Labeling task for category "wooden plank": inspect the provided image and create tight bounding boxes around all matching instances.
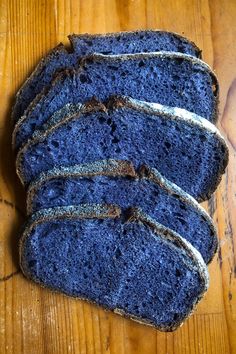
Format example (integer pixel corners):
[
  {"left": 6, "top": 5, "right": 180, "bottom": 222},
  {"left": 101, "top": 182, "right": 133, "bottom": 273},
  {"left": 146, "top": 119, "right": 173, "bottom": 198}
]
[
  {"left": 209, "top": 0, "right": 236, "bottom": 352},
  {"left": 0, "top": 0, "right": 235, "bottom": 353}
]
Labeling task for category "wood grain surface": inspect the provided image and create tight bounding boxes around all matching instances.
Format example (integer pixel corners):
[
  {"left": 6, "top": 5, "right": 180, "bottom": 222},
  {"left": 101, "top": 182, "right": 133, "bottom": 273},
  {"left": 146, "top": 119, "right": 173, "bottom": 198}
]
[{"left": 0, "top": 0, "right": 235, "bottom": 353}]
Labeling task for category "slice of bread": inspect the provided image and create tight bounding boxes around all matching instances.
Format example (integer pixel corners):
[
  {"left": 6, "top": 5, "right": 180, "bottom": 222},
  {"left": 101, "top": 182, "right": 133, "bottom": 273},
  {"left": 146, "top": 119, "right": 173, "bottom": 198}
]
[
  {"left": 19, "top": 204, "right": 208, "bottom": 331},
  {"left": 12, "top": 30, "right": 201, "bottom": 124},
  {"left": 16, "top": 96, "right": 228, "bottom": 201},
  {"left": 13, "top": 51, "right": 218, "bottom": 150},
  {"left": 69, "top": 30, "right": 201, "bottom": 58},
  {"left": 26, "top": 159, "right": 218, "bottom": 264}
]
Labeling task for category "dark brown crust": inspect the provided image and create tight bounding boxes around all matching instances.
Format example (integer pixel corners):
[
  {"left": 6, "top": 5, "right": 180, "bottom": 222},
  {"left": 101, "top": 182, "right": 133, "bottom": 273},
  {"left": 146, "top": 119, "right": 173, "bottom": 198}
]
[
  {"left": 82, "top": 97, "right": 108, "bottom": 114},
  {"left": 19, "top": 204, "right": 208, "bottom": 332},
  {"left": 68, "top": 29, "right": 202, "bottom": 58},
  {"left": 21, "top": 204, "right": 121, "bottom": 228}
]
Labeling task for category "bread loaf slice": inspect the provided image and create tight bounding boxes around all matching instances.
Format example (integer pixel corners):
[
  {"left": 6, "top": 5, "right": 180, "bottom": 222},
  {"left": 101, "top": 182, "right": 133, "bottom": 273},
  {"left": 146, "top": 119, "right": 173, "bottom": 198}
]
[
  {"left": 16, "top": 96, "right": 228, "bottom": 201},
  {"left": 26, "top": 159, "right": 218, "bottom": 264},
  {"left": 12, "top": 30, "right": 201, "bottom": 123},
  {"left": 69, "top": 30, "right": 201, "bottom": 58},
  {"left": 13, "top": 51, "right": 218, "bottom": 150},
  {"left": 19, "top": 204, "right": 208, "bottom": 331}
]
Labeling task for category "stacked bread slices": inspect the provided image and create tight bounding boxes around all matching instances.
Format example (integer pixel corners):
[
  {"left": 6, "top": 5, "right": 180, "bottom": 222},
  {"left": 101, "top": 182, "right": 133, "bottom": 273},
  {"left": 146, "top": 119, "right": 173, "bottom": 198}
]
[{"left": 12, "top": 30, "right": 228, "bottom": 331}]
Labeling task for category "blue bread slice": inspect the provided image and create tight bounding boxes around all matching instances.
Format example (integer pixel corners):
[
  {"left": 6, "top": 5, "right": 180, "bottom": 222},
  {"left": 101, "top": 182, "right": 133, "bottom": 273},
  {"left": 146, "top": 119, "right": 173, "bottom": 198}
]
[
  {"left": 19, "top": 204, "right": 209, "bottom": 331},
  {"left": 12, "top": 51, "right": 218, "bottom": 150},
  {"left": 26, "top": 159, "right": 218, "bottom": 264},
  {"left": 69, "top": 30, "right": 201, "bottom": 57},
  {"left": 12, "top": 30, "right": 201, "bottom": 124},
  {"left": 16, "top": 96, "right": 228, "bottom": 201}
]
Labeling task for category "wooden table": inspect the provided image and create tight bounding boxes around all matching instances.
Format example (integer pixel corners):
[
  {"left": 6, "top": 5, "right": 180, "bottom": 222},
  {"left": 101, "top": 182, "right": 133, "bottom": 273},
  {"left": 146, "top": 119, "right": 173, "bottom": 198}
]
[{"left": 0, "top": 1, "right": 235, "bottom": 353}]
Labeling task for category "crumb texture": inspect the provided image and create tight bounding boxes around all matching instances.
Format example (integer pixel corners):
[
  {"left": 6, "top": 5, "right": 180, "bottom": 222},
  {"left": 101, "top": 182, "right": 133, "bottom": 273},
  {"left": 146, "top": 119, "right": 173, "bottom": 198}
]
[
  {"left": 29, "top": 169, "right": 217, "bottom": 263},
  {"left": 18, "top": 104, "right": 227, "bottom": 201},
  {"left": 14, "top": 53, "right": 217, "bottom": 149},
  {"left": 21, "top": 215, "right": 206, "bottom": 330},
  {"left": 12, "top": 30, "right": 200, "bottom": 124}
]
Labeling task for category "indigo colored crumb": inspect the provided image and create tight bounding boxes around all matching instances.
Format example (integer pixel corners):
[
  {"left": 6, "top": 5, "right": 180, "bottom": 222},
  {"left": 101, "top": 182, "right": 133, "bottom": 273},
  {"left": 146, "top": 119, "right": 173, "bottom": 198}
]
[
  {"left": 19, "top": 104, "right": 227, "bottom": 201},
  {"left": 13, "top": 30, "right": 200, "bottom": 123},
  {"left": 15, "top": 52, "right": 217, "bottom": 148},
  {"left": 21, "top": 217, "right": 206, "bottom": 329},
  {"left": 30, "top": 173, "right": 216, "bottom": 263}
]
